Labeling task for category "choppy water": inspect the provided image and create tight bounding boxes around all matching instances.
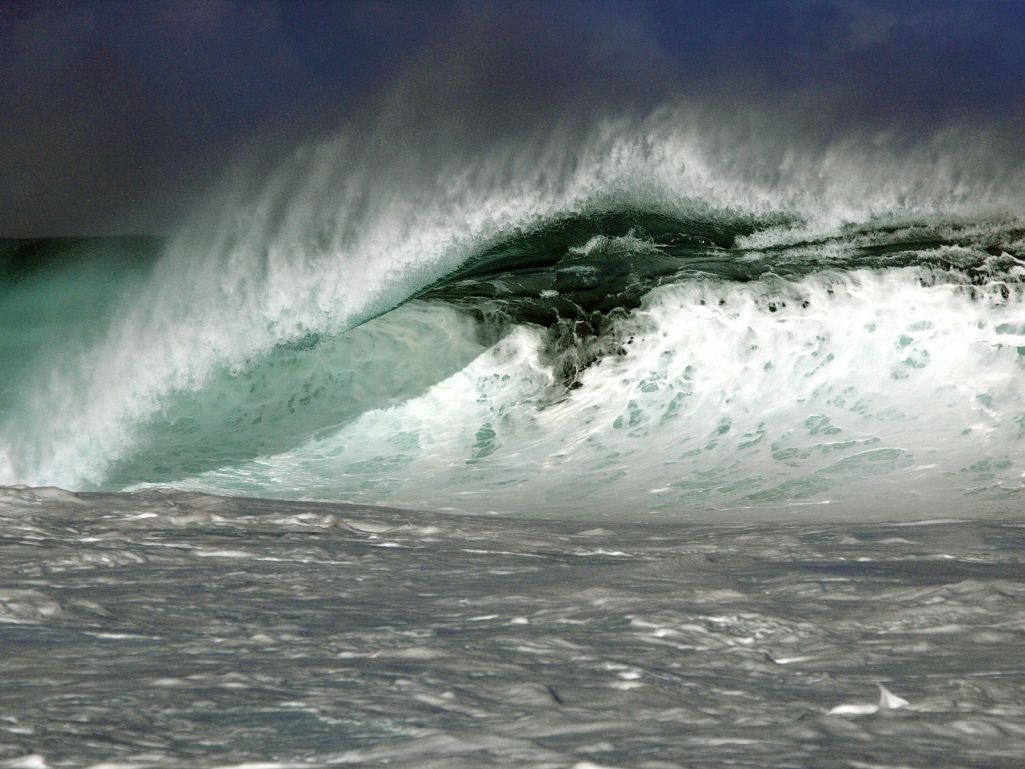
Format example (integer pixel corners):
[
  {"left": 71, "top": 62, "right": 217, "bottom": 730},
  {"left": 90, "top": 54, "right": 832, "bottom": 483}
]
[
  {"left": 2, "top": 486, "right": 1024, "bottom": 768},
  {"left": 4, "top": 214, "right": 1025, "bottom": 518},
  {"left": 3, "top": 110, "right": 1025, "bottom": 513},
  {"left": 2, "top": 105, "right": 1025, "bottom": 767}
]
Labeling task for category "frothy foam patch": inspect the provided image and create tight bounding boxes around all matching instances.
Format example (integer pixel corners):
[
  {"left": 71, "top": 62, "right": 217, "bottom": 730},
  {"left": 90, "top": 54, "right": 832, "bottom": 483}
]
[
  {"left": 568, "top": 230, "right": 662, "bottom": 258},
  {"left": 141, "top": 265, "right": 1025, "bottom": 519},
  {"left": 4, "top": 106, "right": 1025, "bottom": 499}
]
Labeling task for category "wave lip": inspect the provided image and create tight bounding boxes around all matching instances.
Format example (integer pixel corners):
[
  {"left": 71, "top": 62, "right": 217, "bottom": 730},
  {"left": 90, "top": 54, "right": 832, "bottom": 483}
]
[
  {"left": 128, "top": 255, "right": 1025, "bottom": 520},
  {"left": 3, "top": 107, "right": 1025, "bottom": 513}
]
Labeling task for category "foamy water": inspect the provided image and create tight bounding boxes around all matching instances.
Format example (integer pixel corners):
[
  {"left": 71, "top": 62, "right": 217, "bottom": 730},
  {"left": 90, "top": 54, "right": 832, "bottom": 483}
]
[{"left": 1, "top": 486, "right": 1023, "bottom": 768}]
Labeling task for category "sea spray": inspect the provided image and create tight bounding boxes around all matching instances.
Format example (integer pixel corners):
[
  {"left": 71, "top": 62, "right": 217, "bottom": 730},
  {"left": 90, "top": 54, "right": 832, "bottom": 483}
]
[{"left": 2, "top": 107, "right": 1024, "bottom": 516}]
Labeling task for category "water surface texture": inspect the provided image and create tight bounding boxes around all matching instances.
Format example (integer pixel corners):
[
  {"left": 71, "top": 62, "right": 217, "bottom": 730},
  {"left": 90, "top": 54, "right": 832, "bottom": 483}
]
[
  {"left": 1, "top": 487, "right": 1024, "bottom": 768},
  {"left": 2, "top": 109, "right": 1025, "bottom": 768},
  {"left": 3, "top": 210, "right": 1025, "bottom": 516}
]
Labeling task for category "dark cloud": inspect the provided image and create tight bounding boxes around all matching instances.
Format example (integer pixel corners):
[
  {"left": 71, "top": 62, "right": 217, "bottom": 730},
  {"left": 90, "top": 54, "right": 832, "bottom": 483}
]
[
  {"left": 645, "top": 0, "right": 1025, "bottom": 127},
  {"left": 2, "top": 0, "right": 1023, "bottom": 236},
  {"left": 0, "top": 0, "right": 444, "bottom": 236}
]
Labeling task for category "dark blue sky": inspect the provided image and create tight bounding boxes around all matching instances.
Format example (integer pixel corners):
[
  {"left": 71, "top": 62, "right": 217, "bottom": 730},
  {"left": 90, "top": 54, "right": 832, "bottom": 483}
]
[{"left": 3, "top": 0, "right": 1024, "bottom": 236}]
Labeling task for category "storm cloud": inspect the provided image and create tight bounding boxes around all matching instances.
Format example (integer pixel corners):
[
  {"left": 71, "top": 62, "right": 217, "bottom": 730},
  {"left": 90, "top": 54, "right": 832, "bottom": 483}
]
[{"left": 2, "top": 0, "right": 1023, "bottom": 236}]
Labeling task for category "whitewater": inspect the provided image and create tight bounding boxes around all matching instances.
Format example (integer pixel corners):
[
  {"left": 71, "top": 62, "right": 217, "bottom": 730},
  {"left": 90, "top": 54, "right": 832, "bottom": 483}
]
[
  {"left": 2, "top": 107, "right": 1025, "bottom": 767},
  {"left": 2, "top": 112, "right": 1024, "bottom": 514}
]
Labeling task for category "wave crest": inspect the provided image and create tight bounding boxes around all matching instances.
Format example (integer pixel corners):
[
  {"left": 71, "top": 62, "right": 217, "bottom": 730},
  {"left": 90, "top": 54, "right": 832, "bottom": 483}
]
[{"left": 3, "top": 104, "right": 1025, "bottom": 505}]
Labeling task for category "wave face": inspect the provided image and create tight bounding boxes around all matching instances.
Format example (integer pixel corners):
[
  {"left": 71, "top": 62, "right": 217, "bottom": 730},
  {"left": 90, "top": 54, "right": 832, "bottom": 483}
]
[{"left": 2, "top": 113, "right": 1025, "bottom": 519}]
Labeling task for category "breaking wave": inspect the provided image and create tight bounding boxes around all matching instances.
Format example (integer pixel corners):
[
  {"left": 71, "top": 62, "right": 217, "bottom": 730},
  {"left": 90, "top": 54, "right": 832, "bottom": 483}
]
[{"left": 2, "top": 109, "right": 1024, "bottom": 519}]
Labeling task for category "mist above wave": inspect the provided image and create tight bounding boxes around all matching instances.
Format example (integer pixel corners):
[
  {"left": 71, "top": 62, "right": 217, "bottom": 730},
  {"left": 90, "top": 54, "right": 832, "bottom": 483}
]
[
  {"left": 137, "top": 262, "right": 1024, "bottom": 519},
  {"left": 2, "top": 85, "right": 1024, "bottom": 506}
]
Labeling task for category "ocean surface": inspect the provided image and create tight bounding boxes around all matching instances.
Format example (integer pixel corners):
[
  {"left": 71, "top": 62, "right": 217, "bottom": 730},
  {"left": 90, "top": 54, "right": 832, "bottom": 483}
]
[
  {"left": 2, "top": 113, "right": 1025, "bottom": 766},
  {"left": 2, "top": 487, "right": 1025, "bottom": 769}
]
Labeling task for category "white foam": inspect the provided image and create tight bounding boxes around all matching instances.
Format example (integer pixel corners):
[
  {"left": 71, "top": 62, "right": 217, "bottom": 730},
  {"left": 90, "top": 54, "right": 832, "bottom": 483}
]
[
  {"left": 829, "top": 684, "right": 910, "bottom": 716},
  {"left": 2, "top": 756, "right": 48, "bottom": 769},
  {"left": 4, "top": 105, "right": 1024, "bottom": 491},
  {"left": 169, "top": 265, "right": 1025, "bottom": 519}
]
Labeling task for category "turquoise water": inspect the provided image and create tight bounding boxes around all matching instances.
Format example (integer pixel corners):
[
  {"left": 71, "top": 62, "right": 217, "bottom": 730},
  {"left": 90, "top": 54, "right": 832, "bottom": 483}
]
[
  {"left": 0, "top": 237, "right": 161, "bottom": 418},
  {"left": 3, "top": 111, "right": 1025, "bottom": 518},
  {"left": 2, "top": 213, "right": 1024, "bottom": 518},
  {"left": 3, "top": 103, "right": 1025, "bottom": 769}
]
